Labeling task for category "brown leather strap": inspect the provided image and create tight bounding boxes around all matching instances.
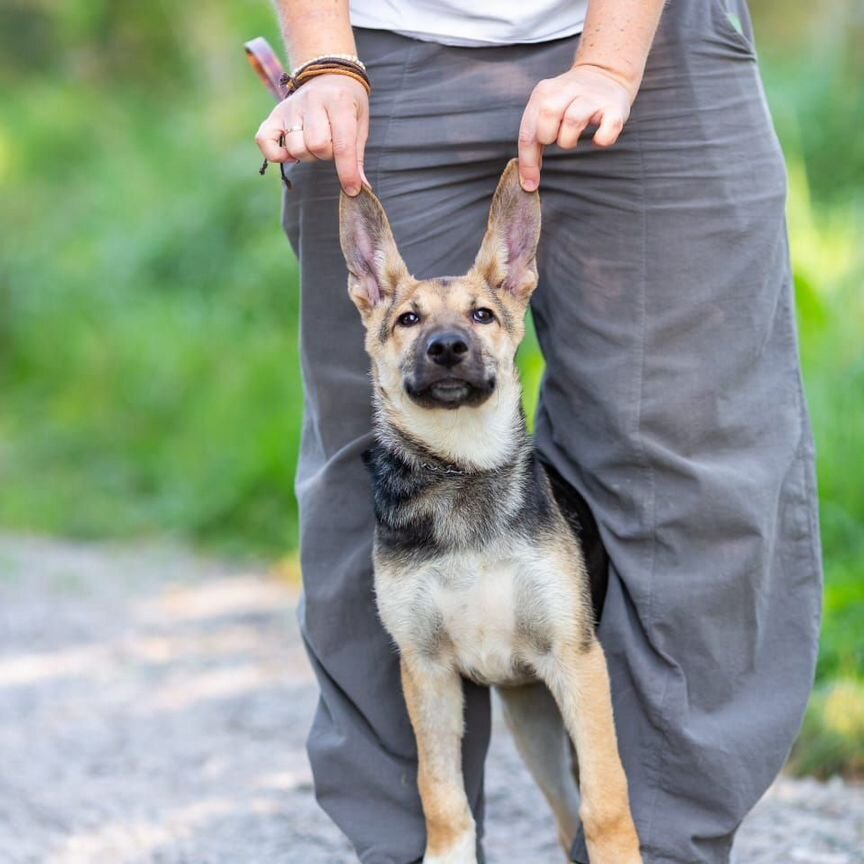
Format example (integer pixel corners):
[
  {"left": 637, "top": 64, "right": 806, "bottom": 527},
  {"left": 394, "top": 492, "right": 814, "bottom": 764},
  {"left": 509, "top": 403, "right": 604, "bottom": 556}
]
[{"left": 244, "top": 37, "right": 287, "bottom": 102}]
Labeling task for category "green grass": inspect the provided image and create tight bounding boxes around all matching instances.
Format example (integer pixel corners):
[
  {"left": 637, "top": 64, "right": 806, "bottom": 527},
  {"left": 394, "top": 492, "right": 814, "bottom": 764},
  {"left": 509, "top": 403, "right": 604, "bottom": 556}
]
[{"left": 0, "top": 0, "right": 862, "bottom": 774}]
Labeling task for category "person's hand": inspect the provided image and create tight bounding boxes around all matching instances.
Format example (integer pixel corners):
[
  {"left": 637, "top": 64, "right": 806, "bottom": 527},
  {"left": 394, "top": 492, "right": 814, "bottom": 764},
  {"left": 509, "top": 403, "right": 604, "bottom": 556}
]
[
  {"left": 518, "top": 64, "right": 633, "bottom": 191},
  {"left": 255, "top": 74, "right": 369, "bottom": 196}
]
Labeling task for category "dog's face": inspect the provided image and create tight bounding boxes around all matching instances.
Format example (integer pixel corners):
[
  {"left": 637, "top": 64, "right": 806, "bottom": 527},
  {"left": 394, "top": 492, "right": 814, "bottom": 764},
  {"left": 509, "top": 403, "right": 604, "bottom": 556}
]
[{"left": 339, "top": 161, "right": 541, "bottom": 415}]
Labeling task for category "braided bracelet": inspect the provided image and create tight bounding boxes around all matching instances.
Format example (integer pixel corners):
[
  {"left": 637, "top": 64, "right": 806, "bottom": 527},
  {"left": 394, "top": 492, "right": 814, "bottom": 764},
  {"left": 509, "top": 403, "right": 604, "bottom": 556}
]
[
  {"left": 279, "top": 55, "right": 371, "bottom": 97},
  {"left": 293, "top": 53, "right": 367, "bottom": 77}
]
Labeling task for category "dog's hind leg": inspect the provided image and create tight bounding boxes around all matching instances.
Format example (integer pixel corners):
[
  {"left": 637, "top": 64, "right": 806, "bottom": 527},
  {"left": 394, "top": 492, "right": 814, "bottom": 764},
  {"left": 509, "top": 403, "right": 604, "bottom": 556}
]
[
  {"left": 496, "top": 682, "right": 581, "bottom": 857},
  {"left": 401, "top": 655, "right": 477, "bottom": 864}
]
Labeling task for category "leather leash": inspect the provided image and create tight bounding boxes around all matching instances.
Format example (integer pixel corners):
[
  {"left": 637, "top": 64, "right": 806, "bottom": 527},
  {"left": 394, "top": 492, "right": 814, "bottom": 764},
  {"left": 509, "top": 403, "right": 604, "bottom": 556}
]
[
  {"left": 245, "top": 36, "right": 293, "bottom": 187},
  {"left": 244, "top": 37, "right": 288, "bottom": 102}
]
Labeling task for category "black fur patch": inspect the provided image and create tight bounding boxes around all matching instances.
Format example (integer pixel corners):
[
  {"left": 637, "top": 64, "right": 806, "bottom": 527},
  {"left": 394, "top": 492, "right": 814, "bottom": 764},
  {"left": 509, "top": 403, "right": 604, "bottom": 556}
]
[
  {"left": 363, "top": 443, "right": 446, "bottom": 561},
  {"left": 364, "top": 422, "right": 560, "bottom": 563}
]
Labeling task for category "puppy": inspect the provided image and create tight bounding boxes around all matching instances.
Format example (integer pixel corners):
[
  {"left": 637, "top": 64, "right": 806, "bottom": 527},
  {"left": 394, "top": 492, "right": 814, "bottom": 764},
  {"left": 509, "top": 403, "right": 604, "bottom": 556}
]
[{"left": 339, "top": 160, "right": 642, "bottom": 864}]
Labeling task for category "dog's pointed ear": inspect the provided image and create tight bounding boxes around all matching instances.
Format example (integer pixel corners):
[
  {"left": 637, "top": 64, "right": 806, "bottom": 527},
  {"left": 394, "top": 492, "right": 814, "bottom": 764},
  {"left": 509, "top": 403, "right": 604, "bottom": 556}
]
[
  {"left": 339, "top": 187, "right": 409, "bottom": 319},
  {"left": 473, "top": 159, "right": 541, "bottom": 304}
]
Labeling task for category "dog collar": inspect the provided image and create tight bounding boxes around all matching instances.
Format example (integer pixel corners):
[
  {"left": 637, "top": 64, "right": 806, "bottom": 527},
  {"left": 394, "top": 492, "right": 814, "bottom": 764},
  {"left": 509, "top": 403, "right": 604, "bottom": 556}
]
[{"left": 420, "top": 461, "right": 467, "bottom": 476}]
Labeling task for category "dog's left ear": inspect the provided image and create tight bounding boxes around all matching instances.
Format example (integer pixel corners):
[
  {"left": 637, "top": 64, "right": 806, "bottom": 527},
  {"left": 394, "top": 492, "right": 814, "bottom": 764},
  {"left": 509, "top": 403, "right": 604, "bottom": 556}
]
[
  {"left": 473, "top": 159, "right": 541, "bottom": 304},
  {"left": 339, "top": 187, "right": 409, "bottom": 320}
]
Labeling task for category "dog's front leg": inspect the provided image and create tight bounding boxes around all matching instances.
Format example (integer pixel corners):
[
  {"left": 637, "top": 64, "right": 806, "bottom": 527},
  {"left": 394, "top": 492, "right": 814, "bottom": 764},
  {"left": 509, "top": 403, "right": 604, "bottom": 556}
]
[
  {"left": 400, "top": 655, "right": 477, "bottom": 864},
  {"left": 540, "top": 638, "right": 643, "bottom": 864}
]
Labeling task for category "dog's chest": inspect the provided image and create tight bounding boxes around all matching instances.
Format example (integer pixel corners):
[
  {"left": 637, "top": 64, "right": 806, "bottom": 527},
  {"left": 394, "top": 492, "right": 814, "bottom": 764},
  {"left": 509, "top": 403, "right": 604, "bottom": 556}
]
[
  {"left": 431, "top": 555, "right": 522, "bottom": 683},
  {"left": 376, "top": 546, "right": 563, "bottom": 686}
]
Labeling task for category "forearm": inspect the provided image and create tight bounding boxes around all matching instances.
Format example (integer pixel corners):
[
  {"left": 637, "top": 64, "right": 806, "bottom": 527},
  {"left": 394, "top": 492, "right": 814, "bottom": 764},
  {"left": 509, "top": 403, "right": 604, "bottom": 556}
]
[
  {"left": 575, "top": 0, "right": 666, "bottom": 100},
  {"left": 272, "top": 0, "right": 356, "bottom": 68}
]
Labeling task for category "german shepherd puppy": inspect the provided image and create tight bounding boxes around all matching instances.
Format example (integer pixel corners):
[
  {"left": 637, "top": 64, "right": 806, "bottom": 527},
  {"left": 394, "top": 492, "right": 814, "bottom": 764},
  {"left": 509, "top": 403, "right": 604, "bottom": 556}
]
[{"left": 339, "top": 161, "right": 642, "bottom": 864}]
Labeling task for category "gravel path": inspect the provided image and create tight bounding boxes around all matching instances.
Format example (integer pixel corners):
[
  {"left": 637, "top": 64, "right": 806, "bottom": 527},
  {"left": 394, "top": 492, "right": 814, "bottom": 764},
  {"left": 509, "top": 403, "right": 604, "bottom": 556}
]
[{"left": 0, "top": 535, "right": 861, "bottom": 864}]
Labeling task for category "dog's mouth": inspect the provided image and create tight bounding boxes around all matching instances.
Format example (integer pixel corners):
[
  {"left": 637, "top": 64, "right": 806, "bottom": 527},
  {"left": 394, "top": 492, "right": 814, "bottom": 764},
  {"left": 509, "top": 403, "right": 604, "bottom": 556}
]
[{"left": 404, "top": 374, "right": 496, "bottom": 410}]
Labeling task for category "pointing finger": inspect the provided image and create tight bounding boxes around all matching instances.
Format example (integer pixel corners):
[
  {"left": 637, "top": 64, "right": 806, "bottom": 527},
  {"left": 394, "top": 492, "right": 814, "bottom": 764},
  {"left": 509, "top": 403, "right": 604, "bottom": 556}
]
[
  {"left": 329, "top": 105, "right": 361, "bottom": 195},
  {"left": 518, "top": 105, "right": 543, "bottom": 192}
]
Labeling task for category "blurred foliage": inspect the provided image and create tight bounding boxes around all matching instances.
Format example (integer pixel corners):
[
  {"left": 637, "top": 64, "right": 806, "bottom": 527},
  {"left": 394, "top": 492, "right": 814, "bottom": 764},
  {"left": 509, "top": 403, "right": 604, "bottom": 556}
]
[
  {"left": 0, "top": 0, "right": 862, "bottom": 769},
  {"left": 788, "top": 679, "right": 864, "bottom": 779},
  {"left": 0, "top": 1, "right": 299, "bottom": 555}
]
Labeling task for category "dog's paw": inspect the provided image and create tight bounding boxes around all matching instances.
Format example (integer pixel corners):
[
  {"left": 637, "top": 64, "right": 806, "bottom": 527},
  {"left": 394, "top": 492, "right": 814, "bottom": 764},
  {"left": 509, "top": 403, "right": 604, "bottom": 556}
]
[{"left": 422, "top": 827, "right": 477, "bottom": 864}]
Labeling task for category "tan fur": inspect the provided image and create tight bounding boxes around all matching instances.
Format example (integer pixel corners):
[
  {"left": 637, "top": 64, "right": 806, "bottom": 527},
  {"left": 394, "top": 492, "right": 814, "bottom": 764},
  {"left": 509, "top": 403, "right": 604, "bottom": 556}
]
[
  {"left": 340, "top": 161, "right": 642, "bottom": 864},
  {"left": 537, "top": 640, "right": 641, "bottom": 863},
  {"left": 401, "top": 655, "right": 476, "bottom": 864}
]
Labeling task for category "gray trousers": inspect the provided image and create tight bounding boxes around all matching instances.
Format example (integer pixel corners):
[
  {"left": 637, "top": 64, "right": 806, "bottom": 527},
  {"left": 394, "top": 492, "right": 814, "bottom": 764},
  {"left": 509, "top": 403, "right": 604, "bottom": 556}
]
[{"left": 281, "top": 1, "right": 822, "bottom": 861}]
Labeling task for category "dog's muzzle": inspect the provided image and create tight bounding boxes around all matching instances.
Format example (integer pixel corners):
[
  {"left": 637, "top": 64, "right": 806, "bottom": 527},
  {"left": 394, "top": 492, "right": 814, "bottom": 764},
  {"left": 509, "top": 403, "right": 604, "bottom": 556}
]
[{"left": 404, "top": 328, "right": 496, "bottom": 409}]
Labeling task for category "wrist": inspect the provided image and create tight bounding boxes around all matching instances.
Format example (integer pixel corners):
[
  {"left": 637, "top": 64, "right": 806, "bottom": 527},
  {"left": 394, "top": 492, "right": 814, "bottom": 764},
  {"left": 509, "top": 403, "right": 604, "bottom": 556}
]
[
  {"left": 277, "top": 2, "right": 357, "bottom": 69},
  {"left": 289, "top": 43, "right": 358, "bottom": 69},
  {"left": 571, "top": 0, "right": 665, "bottom": 106},
  {"left": 570, "top": 61, "right": 641, "bottom": 103},
  {"left": 292, "top": 53, "right": 366, "bottom": 76}
]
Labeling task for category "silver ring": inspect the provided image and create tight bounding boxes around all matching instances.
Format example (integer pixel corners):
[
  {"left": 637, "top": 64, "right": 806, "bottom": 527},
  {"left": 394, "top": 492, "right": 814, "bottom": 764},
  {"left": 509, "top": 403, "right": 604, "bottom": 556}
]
[{"left": 286, "top": 125, "right": 304, "bottom": 133}]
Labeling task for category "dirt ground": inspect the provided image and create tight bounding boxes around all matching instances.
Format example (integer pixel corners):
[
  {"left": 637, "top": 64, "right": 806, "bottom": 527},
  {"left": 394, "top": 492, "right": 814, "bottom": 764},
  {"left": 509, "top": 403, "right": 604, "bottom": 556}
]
[{"left": 0, "top": 535, "right": 861, "bottom": 864}]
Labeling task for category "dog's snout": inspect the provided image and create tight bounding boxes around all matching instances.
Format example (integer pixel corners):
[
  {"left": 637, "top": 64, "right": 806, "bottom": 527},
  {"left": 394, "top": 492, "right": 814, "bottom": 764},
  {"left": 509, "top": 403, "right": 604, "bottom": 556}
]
[
  {"left": 426, "top": 331, "right": 469, "bottom": 367},
  {"left": 406, "top": 324, "right": 495, "bottom": 408}
]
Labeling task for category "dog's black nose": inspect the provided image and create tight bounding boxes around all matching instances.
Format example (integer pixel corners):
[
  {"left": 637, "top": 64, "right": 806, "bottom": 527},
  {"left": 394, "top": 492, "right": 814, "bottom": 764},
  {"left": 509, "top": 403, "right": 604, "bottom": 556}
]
[{"left": 426, "top": 331, "right": 469, "bottom": 367}]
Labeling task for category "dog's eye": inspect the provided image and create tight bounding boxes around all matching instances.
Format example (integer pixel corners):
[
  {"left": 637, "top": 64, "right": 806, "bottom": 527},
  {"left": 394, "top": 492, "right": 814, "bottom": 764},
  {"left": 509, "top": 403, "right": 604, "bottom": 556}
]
[
  {"left": 472, "top": 308, "right": 495, "bottom": 324},
  {"left": 397, "top": 311, "right": 420, "bottom": 327}
]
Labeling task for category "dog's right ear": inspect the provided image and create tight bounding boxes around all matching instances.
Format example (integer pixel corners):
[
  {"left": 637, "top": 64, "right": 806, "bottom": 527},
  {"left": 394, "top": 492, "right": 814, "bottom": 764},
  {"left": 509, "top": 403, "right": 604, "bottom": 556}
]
[{"left": 339, "top": 187, "right": 409, "bottom": 320}]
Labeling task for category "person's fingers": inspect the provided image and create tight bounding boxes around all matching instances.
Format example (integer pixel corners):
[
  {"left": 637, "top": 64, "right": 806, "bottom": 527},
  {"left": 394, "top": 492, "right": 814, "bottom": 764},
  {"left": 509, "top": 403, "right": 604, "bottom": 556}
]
[
  {"left": 517, "top": 68, "right": 633, "bottom": 187},
  {"left": 329, "top": 104, "right": 361, "bottom": 195},
  {"left": 518, "top": 102, "right": 543, "bottom": 192},
  {"left": 556, "top": 98, "right": 598, "bottom": 151},
  {"left": 535, "top": 107, "right": 562, "bottom": 146},
  {"left": 592, "top": 106, "right": 628, "bottom": 148},
  {"left": 255, "top": 113, "right": 293, "bottom": 163},
  {"left": 283, "top": 120, "right": 311, "bottom": 162},
  {"left": 533, "top": 87, "right": 577, "bottom": 146},
  {"left": 520, "top": 80, "right": 581, "bottom": 190},
  {"left": 301, "top": 102, "right": 332, "bottom": 161},
  {"left": 356, "top": 107, "right": 370, "bottom": 189},
  {"left": 518, "top": 136, "right": 543, "bottom": 192}
]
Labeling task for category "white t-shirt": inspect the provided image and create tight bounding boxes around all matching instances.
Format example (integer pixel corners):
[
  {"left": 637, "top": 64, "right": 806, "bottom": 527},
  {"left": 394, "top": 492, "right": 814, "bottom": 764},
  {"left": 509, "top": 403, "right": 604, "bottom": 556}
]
[{"left": 349, "top": 0, "right": 588, "bottom": 47}]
